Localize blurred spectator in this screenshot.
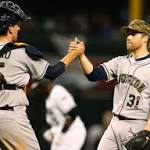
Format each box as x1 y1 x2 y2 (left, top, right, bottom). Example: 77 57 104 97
70 13 90 34
91 13 115 38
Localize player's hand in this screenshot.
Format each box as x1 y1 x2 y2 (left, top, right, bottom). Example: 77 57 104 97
43 129 54 142
53 132 64 145
68 37 85 56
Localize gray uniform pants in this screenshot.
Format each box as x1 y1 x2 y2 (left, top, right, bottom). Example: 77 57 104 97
97 115 147 150
0 106 40 150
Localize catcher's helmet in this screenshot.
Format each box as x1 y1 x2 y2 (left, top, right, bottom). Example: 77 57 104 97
0 1 31 33
0 1 31 22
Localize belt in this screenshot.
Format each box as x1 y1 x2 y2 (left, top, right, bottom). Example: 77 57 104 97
0 84 18 90
0 105 14 111
114 114 139 120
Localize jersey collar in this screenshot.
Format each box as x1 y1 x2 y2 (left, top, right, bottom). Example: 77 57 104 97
135 53 150 61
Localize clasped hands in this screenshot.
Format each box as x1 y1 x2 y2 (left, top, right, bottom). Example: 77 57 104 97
68 37 85 56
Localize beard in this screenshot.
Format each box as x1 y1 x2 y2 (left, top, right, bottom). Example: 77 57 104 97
127 43 134 54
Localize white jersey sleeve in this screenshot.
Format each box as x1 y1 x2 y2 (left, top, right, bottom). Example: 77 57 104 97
101 56 122 81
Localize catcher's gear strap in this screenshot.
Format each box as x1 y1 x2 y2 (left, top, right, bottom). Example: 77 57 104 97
44 61 65 80
25 44 43 59
0 42 43 59
85 65 108 81
0 42 26 57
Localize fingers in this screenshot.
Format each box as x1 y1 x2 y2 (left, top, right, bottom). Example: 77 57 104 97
68 37 85 56
74 37 80 43
68 41 83 52
69 37 82 50
43 130 53 141
68 41 78 52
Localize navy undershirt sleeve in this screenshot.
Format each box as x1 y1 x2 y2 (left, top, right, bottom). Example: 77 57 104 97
85 65 108 81
44 61 65 80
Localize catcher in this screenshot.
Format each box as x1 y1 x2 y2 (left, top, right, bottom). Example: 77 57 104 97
0 1 84 150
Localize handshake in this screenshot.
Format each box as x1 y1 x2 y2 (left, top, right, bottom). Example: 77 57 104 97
68 37 85 57
61 37 87 68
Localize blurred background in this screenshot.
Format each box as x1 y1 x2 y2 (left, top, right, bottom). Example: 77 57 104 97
12 0 150 149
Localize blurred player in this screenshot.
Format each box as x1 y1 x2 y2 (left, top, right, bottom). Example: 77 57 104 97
0 1 84 150
36 80 87 150
69 19 150 150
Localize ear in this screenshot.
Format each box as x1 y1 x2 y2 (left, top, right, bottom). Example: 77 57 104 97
143 35 149 43
8 26 14 34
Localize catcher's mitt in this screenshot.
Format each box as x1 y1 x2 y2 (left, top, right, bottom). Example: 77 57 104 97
124 130 150 150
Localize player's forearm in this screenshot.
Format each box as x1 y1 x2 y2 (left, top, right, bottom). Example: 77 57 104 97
60 50 79 68
79 53 94 74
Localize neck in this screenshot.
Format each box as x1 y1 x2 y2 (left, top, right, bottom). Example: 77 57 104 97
132 45 149 59
0 35 12 44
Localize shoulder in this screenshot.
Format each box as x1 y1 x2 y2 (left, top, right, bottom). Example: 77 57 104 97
25 44 44 59
107 55 129 62
113 55 128 60
8 42 44 59
1 42 27 51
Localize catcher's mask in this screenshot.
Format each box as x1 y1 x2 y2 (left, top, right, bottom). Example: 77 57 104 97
0 1 31 33
0 1 31 22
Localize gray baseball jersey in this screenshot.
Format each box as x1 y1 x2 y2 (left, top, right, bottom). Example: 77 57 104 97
0 43 49 150
0 44 49 107
102 55 150 119
97 54 150 150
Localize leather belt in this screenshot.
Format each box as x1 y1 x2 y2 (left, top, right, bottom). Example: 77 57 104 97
114 114 140 120
0 105 14 111
0 83 18 90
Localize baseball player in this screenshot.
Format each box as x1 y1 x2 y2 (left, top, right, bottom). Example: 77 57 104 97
69 19 150 150
0 1 84 150
36 80 87 150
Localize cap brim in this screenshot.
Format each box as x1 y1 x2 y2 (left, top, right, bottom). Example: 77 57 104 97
120 26 140 35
